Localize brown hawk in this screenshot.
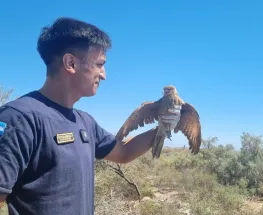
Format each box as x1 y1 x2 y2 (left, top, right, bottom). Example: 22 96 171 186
116 85 202 158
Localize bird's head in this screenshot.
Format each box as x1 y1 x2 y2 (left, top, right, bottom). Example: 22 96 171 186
163 85 185 106
163 85 178 96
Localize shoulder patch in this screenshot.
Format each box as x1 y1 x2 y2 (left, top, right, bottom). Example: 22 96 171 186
0 121 7 136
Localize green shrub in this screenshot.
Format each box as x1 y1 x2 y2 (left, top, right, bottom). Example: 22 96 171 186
94 133 263 215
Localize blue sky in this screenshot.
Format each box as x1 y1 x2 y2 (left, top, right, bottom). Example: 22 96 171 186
1 0 262 149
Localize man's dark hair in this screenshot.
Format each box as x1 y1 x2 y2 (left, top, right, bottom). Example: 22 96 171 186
37 17 111 76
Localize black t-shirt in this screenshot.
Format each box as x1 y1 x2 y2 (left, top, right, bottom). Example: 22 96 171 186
0 91 117 215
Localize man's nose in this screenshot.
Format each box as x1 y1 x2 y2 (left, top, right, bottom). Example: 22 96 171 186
99 68 106 80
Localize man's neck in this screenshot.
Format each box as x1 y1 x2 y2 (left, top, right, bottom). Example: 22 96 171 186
39 77 80 108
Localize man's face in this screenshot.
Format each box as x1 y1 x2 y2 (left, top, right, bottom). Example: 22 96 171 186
72 46 107 97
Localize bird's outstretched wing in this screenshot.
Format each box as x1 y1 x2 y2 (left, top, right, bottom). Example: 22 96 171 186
174 103 202 154
116 100 161 142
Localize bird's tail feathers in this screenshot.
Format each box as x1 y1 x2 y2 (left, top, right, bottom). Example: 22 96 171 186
152 134 166 159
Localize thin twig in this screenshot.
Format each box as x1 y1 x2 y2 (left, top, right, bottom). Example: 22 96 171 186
102 161 141 198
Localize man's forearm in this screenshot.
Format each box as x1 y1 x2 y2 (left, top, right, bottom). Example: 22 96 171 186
120 127 158 163
105 126 158 163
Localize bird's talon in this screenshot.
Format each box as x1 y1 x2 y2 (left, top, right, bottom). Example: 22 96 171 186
166 124 172 140
166 130 172 140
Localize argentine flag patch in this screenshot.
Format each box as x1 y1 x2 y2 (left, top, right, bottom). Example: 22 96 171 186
0 121 7 136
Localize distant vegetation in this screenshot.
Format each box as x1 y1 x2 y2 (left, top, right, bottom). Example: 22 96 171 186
0 85 14 106
95 133 263 215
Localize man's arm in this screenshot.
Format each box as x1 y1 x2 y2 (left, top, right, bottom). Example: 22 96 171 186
0 107 34 215
104 127 158 163
104 112 181 164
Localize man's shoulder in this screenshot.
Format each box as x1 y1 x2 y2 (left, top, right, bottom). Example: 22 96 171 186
0 106 33 134
2 91 44 115
0 91 47 129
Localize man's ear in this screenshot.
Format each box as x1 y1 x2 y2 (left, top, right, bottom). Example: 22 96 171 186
62 53 76 74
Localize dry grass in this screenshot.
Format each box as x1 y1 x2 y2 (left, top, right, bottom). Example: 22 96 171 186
94 147 263 215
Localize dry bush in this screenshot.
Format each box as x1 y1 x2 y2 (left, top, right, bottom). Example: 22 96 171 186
95 162 140 201
176 168 246 215
94 151 186 214
95 142 263 215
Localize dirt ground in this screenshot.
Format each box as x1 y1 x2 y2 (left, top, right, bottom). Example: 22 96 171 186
243 199 263 214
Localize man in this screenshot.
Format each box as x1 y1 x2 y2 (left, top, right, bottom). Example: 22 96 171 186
0 17 180 215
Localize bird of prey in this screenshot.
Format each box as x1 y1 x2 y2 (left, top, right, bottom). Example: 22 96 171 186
116 85 202 158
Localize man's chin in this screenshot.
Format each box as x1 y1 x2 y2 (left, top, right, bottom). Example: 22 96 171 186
84 90 97 97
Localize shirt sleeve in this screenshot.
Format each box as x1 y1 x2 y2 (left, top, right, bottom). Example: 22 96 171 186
0 107 34 194
91 118 117 160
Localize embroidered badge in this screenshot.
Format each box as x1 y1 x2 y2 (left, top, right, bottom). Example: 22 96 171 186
56 132 74 144
80 129 89 143
0 121 7 136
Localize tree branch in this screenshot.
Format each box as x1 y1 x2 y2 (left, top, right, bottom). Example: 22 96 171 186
101 161 141 198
